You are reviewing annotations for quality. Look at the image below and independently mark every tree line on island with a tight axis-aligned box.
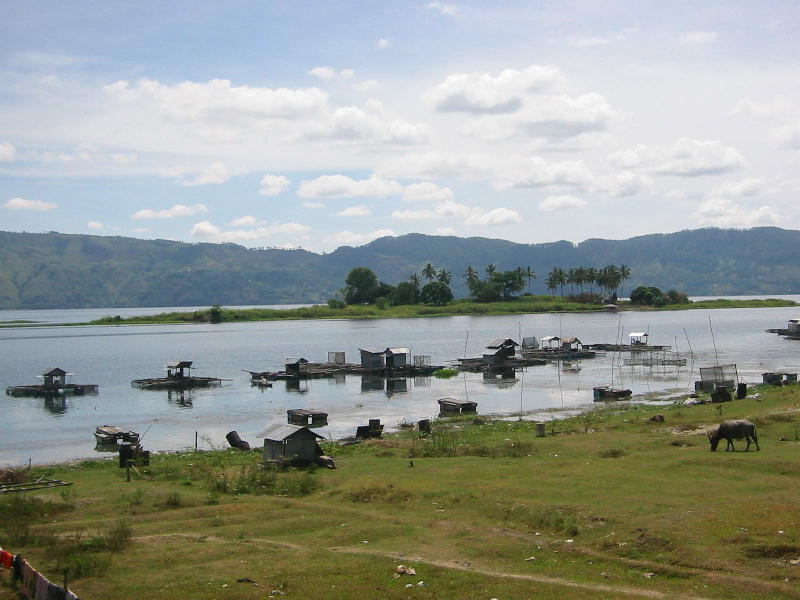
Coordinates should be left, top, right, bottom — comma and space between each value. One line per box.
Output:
327, 262, 677, 308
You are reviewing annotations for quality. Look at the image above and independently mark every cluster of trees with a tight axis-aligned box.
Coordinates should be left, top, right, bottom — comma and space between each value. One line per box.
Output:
335, 264, 454, 307
544, 265, 630, 298
333, 262, 636, 308
463, 264, 534, 302
630, 286, 689, 306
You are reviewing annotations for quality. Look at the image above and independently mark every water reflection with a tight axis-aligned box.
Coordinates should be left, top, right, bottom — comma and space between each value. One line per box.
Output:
43, 395, 69, 415
167, 389, 194, 408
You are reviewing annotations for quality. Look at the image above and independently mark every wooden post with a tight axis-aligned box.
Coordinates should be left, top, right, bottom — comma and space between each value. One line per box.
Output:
126, 460, 131, 482
195, 431, 198, 451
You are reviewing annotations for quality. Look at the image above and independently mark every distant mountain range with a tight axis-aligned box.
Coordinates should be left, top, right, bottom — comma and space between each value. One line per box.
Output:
1, 227, 799, 310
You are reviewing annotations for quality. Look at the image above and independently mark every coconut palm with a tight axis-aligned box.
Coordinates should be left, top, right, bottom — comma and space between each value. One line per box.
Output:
422, 263, 436, 282
485, 263, 497, 278
463, 266, 478, 283
437, 268, 452, 285
523, 266, 536, 293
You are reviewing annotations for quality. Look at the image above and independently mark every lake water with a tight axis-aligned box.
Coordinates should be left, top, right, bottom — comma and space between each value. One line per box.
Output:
2, 303, 799, 467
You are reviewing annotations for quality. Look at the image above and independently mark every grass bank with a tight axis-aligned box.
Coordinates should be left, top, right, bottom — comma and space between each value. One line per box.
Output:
86, 296, 797, 326
3, 385, 800, 599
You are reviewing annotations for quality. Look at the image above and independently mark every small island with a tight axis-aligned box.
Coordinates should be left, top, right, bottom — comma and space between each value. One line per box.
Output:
87, 264, 797, 326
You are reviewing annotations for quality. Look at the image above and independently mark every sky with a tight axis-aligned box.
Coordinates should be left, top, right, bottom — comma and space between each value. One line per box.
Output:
1, 1, 799, 252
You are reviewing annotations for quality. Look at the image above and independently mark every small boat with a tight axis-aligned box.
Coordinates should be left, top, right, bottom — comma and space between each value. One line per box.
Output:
95, 426, 139, 445
593, 386, 632, 401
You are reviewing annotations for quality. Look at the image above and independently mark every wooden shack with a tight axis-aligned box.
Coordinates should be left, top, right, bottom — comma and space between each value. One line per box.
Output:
259, 423, 324, 464
287, 408, 328, 427
482, 338, 519, 365
560, 336, 583, 350
384, 347, 409, 369
629, 332, 649, 346
285, 357, 309, 377
41, 367, 68, 388
359, 348, 385, 369
540, 335, 561, 349
438, 397, 478, 416
166, 361, 193, 378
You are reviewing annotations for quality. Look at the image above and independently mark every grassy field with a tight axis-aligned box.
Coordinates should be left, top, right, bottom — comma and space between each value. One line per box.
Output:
2, 386, 800, 599
84, 296, 798, 326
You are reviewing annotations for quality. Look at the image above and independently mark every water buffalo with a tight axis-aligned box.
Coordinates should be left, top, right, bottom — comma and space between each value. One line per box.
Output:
708, 419, 759, 452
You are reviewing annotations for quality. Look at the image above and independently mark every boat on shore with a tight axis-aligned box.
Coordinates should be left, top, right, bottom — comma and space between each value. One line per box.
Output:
94, 426, 139, 445
592, 386, 633, 401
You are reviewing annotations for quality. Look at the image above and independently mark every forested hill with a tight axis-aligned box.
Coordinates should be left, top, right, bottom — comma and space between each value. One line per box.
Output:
1, 227, 799, 309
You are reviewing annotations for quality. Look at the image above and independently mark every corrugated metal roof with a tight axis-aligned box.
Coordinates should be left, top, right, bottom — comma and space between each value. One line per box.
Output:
165, 360, 193, 369
42, 367, 67, 376
561, 336, 581, 344
385, 347, 409, 355
359, 348, 383, 355
629, 332, 648, 338
540, 335, 560, 342
257, 423, 324, 440
486, 338, 519, 348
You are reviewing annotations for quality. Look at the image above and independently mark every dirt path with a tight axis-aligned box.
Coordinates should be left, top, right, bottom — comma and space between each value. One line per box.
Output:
136, 533, 706, 599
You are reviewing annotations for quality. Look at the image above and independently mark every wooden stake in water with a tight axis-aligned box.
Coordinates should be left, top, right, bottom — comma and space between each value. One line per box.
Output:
709, 316, 720, 366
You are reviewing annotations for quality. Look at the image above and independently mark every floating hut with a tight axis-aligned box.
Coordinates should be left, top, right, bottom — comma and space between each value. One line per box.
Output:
521, 336, 596, 360
6, 367, 99, 397
131, 361, 222, 390
629, 332, 649, 346
438, 397, 478, 416
287, 408, 328, 427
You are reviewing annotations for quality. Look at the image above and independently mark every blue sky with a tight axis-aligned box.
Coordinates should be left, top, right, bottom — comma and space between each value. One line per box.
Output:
1, 1, 799, 251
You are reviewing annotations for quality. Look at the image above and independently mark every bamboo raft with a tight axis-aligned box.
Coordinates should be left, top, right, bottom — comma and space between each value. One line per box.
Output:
6, 383, 98, 397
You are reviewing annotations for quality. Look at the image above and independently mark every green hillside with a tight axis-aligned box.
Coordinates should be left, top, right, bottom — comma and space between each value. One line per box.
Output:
1, 227, 799, 309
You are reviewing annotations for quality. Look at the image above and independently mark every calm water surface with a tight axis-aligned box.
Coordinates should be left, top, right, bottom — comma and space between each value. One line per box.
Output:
2, 304, 799, 466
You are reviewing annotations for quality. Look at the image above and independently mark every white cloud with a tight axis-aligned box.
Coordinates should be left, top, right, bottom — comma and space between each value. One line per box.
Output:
229, 216, 259, 227
729, 97, 793, 120
259, 173, 291, 195
302, 201, 325, 209
169, 162, 231, 186
0, 142, 16, 162
132, 204, 209, 219
538, 195, 587, 212
435, 227, 457, 235
496, 156, 596, 190
708, 178, 768, 199
678, 31, 718, 45
329, 228, 395, 246
87, 221, 104, 230
402, 182, 454, 203
607, 139, 746, 177
427, 65, 564, 114
336, 205, 372, 217
3, 197, 56, 211
378, 151, 496, 180
426, 2, 459, 16
191, 220, 311, 243
298, 174, 403, 198
392, 198, 519, 226
773, 124, 800, 149
377, 38, 390, 49
100, 78, 426, 151
693, 198, 778, 227
464, 207, 520, 226
308, 66, 354, 81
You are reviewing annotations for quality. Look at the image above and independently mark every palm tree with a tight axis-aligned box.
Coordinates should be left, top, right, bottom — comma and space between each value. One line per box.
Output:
436, 268, 452, 285
409, 272, 421, 304
619, 264, 631, 296
422, 263, 436, 282
545, 274, 557, 296
485, 263, 497, 278
463, 266, 478, 284
523, 266, 536, 293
